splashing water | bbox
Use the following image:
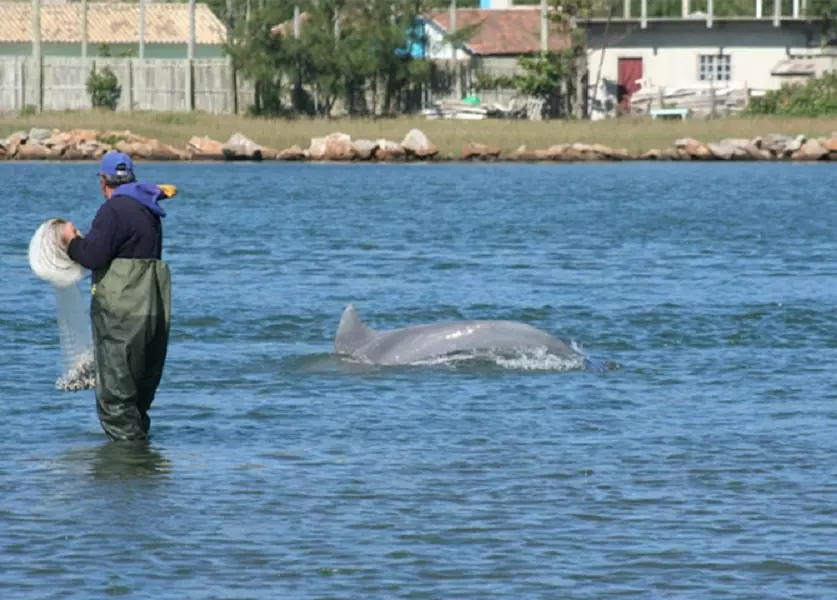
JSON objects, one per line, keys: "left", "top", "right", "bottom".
{"left": 413, "top": 345, "right": 590, "bottom": 372}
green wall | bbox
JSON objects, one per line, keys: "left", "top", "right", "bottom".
{"left": 0, "top": 42, "right": 225, "bottom": 59}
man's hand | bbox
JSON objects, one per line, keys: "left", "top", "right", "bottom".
{"left": 60, "top": 222, "right": 80, "bottom": 246}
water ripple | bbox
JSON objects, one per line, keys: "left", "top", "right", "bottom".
{"left": 2, "top": 162, "right": 837, "bottom": 599}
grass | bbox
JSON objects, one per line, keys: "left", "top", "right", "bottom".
{"left": 2, "top": 110, "right": 837, "bottom": 155}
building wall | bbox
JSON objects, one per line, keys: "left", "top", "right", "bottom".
{"left": 587, "top": 21, "right": 816, "bottom": 93}
{"left": 0, "top": 42, "right": 225, "bottom": 59}
{"left": 420, "top": 19, "right": 471, "bottom": 61}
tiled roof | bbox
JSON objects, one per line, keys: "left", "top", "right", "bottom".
{"left": 0, "top": 2, "right": 227, "bottom": 44}
{"left": 429, "top": 8, "right": 571, "bottom": 55}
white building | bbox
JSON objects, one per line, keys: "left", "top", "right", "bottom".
{"left": 585, "top": 0, "right": 835, "bottom": 119}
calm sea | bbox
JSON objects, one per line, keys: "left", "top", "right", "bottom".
{"left": 2, "top": 161, "right": 836, "bottom": 599}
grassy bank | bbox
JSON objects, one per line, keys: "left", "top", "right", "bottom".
{"left": 2, "top": 111, "right": 837, "bottom": 155}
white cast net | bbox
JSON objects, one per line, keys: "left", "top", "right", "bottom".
{"left": 28, "top": 218, "right": 96, "bottom": 392}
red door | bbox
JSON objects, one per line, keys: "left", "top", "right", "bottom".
{"left": 617, "top": 57, "right": 643, "bottom": 113}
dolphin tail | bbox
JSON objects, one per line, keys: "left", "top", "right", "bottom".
{"left": 335, "top": 304, "right": 376, "bottom": 355}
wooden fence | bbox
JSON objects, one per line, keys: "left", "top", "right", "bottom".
{"left": 0, "top": 56, "right": 254, "bottom": 114}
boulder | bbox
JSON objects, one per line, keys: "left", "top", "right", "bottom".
{"left": 823, "top": 136, "right": 837, "bottom": 152}
{"left": 27, "top": 127, "right": 52, "bottom": 144}
{"left": 509, "top": 145, "right": 537, "bottom": 161}
{"left": 277, "top": 145, "right": 307, "bottom": 161}
{"left": 762, "top": 133, "right": 806, "bottom": 158}
{"left": 352, "top": 139, "right": 378, "bottom": 161}
{"left": 116, "top": 138, "right": 185, "bottom": 161}
{"left": 545, "top": 144, "right": 569, "bottom": 160}
{"left": 830, "top": 152, "right": 837, "bottom": 162}
{"left": 461, "top": 142, "right": 501, "bottom": 161}
{"left": 63, "top": 142, "right": 104, "bottom": 161}
{"left": 708, "top": 141, "right": 749, "bottom": 161}
{"left": 17, "top": 142, "right": 59, "bottom": 160}
{"left": 374, "top": 139, "right": 406, "bottom": 161}
{"left": 187, "top": 136, "right": 224, "bottom": 160}
{"left": 401, "top": 128, "right": 437, "bottom": 159}
{"left": 592, "top": 144, "right": 631, "bottom": 160}
{"left": 2, "top": 131, "right": 28, "bottom": 158}
{"left": 674, "top": 137, "right": 713, "bottom": 160}
{"left": 660, "top": 148, "right": 681, "bottom": 160}
{"left": 639, "top": 148, "right": 662, "bottom": 160}
{"left": 317, "top": 132, "right": 356, "bottom": 161}
{"left": 791, "top": 138, "right": 829, "bottom": 161}
{"left": 222, "top": 132, "right": 264, "bottom": 161}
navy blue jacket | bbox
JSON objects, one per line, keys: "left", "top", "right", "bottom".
{"left": 68, "top": 182, "right": 167, "bottom": 281}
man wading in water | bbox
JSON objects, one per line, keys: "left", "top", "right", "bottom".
{"left": 60, "top": 151, "right": 173, "bottom": 441}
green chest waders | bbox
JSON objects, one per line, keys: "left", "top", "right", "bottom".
{"left": 91, "top": 258, "right": 171, "bottom": 441}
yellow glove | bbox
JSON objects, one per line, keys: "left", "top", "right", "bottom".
{"left": 158, "top": 184, "right": 178, "bottom": 198}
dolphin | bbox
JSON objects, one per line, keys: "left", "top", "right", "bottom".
{"left": 334, "top": 304, "right": 591, "bottom": 367}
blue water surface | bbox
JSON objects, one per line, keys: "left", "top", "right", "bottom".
{"left": 1, "top": 161, "right": 837, "bottom": 599}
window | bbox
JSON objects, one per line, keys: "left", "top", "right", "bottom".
{"left": 698, "top": 54, "right": 731, "bottom": 82}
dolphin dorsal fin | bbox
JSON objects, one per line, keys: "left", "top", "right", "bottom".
{"left": 335, "top": 304, "right": 376, "bottom": 354}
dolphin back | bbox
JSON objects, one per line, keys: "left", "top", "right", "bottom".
{"left": 335, "top": 304, "right": 377, "bottom": 356}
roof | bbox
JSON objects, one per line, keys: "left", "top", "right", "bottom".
{"left": 428, "top": 9, "right": 571, "bottom": 55}
{"left": 0, "top": 2, "right": 227, "bottom": 45}
{"left": 272, "top": 8, "right": 571, "bottom": 56}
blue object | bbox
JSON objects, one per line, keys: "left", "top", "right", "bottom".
{"left": 394, "top": 18, "right": 427, "bottom": 59}
{"left": 98, "top": 150, "right": 134, "bottom": 177}
{"left": 112, "top": 182, "right": 167, "bottom": 218}
{"left": 480, "top": 0, "right": 491, "bottom": 7}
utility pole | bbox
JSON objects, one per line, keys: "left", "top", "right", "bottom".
{"left": 31, "top": 0, "right": 41, "bottom": 112}
{"left": 139, "top": 0, "right": 145, "bottom": 59}
{"left": 81, "top": 0, "right": 88, "bottom": 59}
{"left": 540, "top": 0, "right": 548, "bottom": 52}
{"left": 450, "top": 0, "right": 461, "bottom": 100}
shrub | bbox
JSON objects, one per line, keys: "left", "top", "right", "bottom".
{"left": 86, "top": 66, "right": 122, "bottom": 111}
{"left": 745, "top": 72, "right": 837, "bottom": 117}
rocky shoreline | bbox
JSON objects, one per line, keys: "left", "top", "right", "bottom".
{"left": 3, "top": 127, "right": 837, "bottom": 163}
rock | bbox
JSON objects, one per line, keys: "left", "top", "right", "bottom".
{"left": 545, "top": 144, "right": 569, "bottom": 160}
{"left": 115, "top": 138, "right": 185, "bottom": 161}
{"left": 277, "top": 145, "right": 307, "bottom": 161}
{"left": 187, "top": 136, "right": 224, "bottom": 160}
{"left": 594, "top": 144, "right": 631, "bottom": 160}
{"left": 63, "top": 142, "right": 103, "bottom": 161}
{"left": 830, "top": 151, "right": 837, "bottom": 162}
{"left": 510, "top": 145, "right": 537, "bottom": 161}
{"left": 533, "top": 149, "right": 550, "bottom": 161}
{"left": 401, "top": 128, "right": 437, "bottom": 159}
{"left": 660, "top": 148, "right": 681, "bottom": 161}
{"left": 352, "top": 139, "right": 378, "bottom": 161}
{"left": 3, "top": 131, "right": 28, "bottom": 158}
{"left": 27, "top": 127, "right": 52, "bottom": 144}
{"left": 640, "top": 148, "right": 662, "bottom": 160}
{"left": 222, "top": 132, "right": 264, "bottom": 161}
{"left": 791, "top": 138, "right": 829, "bottom": 161}
{"left": 318, "top": 132, "right": 356, "bottom": 161}
{"left": 674, "top": 137, "right": 713, "bottom": 159}
{"left": 374, "top": 139, "right": 406, "bottom": 161}
{"left": 17, "top": 143, "right": 59, "bottom": 160}
{"left": 462, "top": 143, "right": 501, "bottom": 161}
{"left": 68, "top": 129, "right": 100, "bottom": 144}
{"left": 114, "top": 140, "right": 153, "bottom": 158}
{"left": 708, "top": 141, "right": 749, "bottom": 161}
{"left": 823, "top": 137, "right": 837, "bottom": 152}
{"left": 763, "top": 133, "right": 806, "bottom": 158}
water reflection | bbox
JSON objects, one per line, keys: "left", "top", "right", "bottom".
{"left": 63, "top": 441, "right": 173, "bottom": 481}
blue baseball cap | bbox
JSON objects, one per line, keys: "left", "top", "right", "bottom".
{"left": 98, "top": 150, "right": 134, "bottom": 177}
